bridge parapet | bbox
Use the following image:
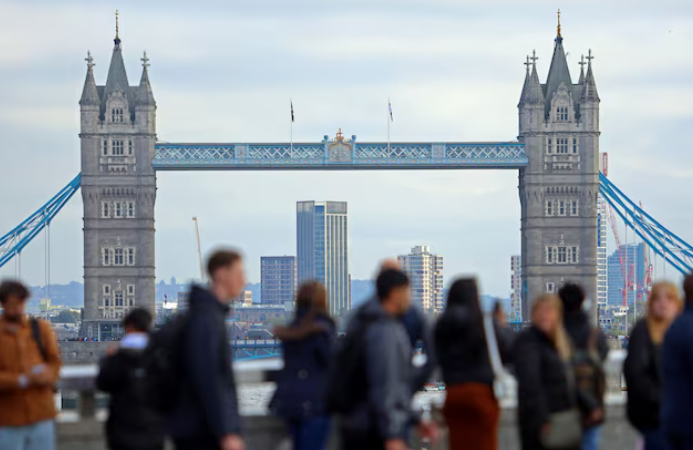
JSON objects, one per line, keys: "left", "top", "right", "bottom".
{"left": 56, "top": 351, "right": 636, "bottom": 450}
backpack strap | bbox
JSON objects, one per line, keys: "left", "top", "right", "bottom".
{"left": 30, "top": 318, "right": 48, "bottom": 362}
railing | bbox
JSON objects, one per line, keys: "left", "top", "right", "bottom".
{"left": 58, "top": 350, "right": 627, "bottom": 421}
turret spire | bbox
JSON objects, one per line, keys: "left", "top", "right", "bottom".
{"left": 578, "top": 54, "right": 586, "bottom": 84}
{"left": 80, "top": 51, "right": 100, "bottom": 106}
{"left": 580, "top": 49, "right": 599, "bottom": 102}
{"left": 544, "top": 20, "right": 573, "bottom": 116}
{"left": 557, "top": 9, "right": 562, "bottom": 40}
{"left": 519, "top": 50, "right": 544, "bottom": 105}
{"left": 138, "top": 51, "right": 156, "bottom": 106}
{"left": 114, "top": 10, "right": 121, "bottom": 46}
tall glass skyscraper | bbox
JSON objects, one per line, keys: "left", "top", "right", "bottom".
{"left": 296, "top": 201, "right": 350, "bottom": 315}
{"left": 261, "top": 256, "right": 297, "bottom": 306}
{"left": 607, "top": 242, "right": 647, "bottom": 307}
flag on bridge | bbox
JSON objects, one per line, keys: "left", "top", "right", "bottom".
{"left": 388, "top": 98, "right": 393, "bottom": 122}
{"left": 291, "top": 100, "right": 295, "bottom": 123}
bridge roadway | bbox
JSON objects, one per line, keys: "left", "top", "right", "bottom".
{"left": 56, "top": 349, "right": 637, "bottom": 450}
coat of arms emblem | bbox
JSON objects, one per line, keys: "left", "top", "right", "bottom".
{"left": 328, "top": 129, "right": 352, "bottom": 162}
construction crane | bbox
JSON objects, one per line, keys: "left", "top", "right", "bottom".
{"left": 638, "top": 201, "right": 654, "bottom": 302}
{"left": 192, "top": 217, "right": 204, "bottom": 282}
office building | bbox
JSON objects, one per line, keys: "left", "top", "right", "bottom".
{"left": 232, "top": 290, "right": 253, "bottom": 306}
{"left": 297, "top": 201, "right": 350, "bottom": 315}
{"left": 398, "top": 245, "right": 444, "bottom": 312}
{"left": 607, "top": 242, "right": 647, "bottom": 307}
{"left": 510, "top": 255, "right": 522, "bottom": 323}
{"left": 597, "top": 195, "right": 608, "bottom": 309}
{"left": 261, "top": 256, "right": 297, "bottom": 306}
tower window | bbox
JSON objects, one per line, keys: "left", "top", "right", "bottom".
{"left": 546, "top": 282, "right": 556, "bottom": 293}
{"left": 546, "top": 138, "right": 553, "bottom": 154}
{"left": 127, "top": 202, "right": 135, "bottom": 218}
{"left": 102, "top": 140, "right": 109, "bottom": 156}
{"left": 114, "top": 248, "right": 124, "bottom": 266}
{"left": 127, "top": 285, "right": 135, "bottom": 296}
{"left": 102, "top": 248, "right": 111, "bottom": 266}
{"left": 113, "top": 140, "right": 124, "bottom": 156}
{"left": 557, "top": 106, "right": 569, "bottom": 121}
{"left": 127, "top": 248, "right": 136, "bottom": 266}
{"left": 128, "top": 140, "right": 133, "bottom": 156}
{"left": 545, "top": 200, "right": 554, "bottom": 216}
{"left": 115, "top": 202, "right": 122, "bottom": 218}
{"left": 557, "top": 246, "right": 567, "bottom": 263}
{"left": 571, "top": 200, "right": 579, "bottom": 216}
{"left": 111, "top": 108, "right": 124, "bottom": 123}
{"left": 546, "top": 246, "right": 555, "bottom": 263}
{"left": 571, "top": 246, "right": 579, "bottom": 263}
{"left": 103, "top": 285, "right": 111, "bottom": 295}
{"left": 115, "top": 292, "right": 124, "bottom": 307}
{"left": 572, "top": 137, "right": 578, "bottom": 154}
{"left": 102, "top": 202, "right": 110, "bottom": 218}
{"left": 558, "top": 200, "right": 566, "bottom": 216}
{"left": 104, "top": 298, "right": 110, "bottom": 307}
{"left": 557, "top": 138, "right": 569, "bottom": 154}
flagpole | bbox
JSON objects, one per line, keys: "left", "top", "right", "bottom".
{"left": 290, "top": 99, "right": 293, "bottom": 156}
{"left": 387, "top": 98, "right": 391, "bottom": 156}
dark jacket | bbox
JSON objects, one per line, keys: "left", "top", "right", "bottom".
{"left": 341, "top": 300, "right": 415, "bottom": 441}
{"left": 563, "top": 310, "right": 608, "bottom": 414}
{"left": 167, "top": 286, "right": 241, "bottom": 440}
{"left": 514, "top": 326, "right": 574, "bottom": 450}
{"left": 356, "top": 298, "right": 436, "bottom": 393}
{"left": 623, "top": 319, "right": 663, "bottom": 431}
{"left": 97, "top": 339, "right": 165, "bottom": 450}
{"left": 271, "top": 310, "right": 335, "bottom": 420}
{"left": 434, "top": 307, "right": 510, "bottom": 387}
{"left": 661, "top": 304, "right": 693, "bottom": 438}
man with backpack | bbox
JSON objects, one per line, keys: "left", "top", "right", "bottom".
{"left": 330, "top": 268, "right": 420, "bottom": 450}
{"left": 165, "top": 250, "right": 246, "bottom": 450}
{"left": 0, "top": 280, "right": 61, "bottom": 450}
{"left": 97, "top": 308, "right": 164, "bottom": 450}
{"left": 558, "top": 283, "right": 608, "bottom": 450}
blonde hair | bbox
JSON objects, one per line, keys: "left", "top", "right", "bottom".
{"left": 647, "top": 281, "right": 682, "bottom": 344}
{"left": 532, "top": 294, "right": 572, "bottom": 361}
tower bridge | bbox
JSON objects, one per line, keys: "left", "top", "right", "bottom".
{"left": 1, "top": 20, "right": 692, "bottom": 339}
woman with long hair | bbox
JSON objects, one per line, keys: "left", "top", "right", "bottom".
{"left": 514, "top": 294, "right": 576, "bottom": 450}
{"left": 624, "top": 281, "right": 682, "bottom": 450}
{"left": 270, "top": 281, "right": 336, "bottom": 450}
{"left": 434, "top": 278, "right": 508, "bottom": 450}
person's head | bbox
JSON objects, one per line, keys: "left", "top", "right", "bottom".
{"left": 378, "top": 258, "right": 401, "bottom": 272}
{"left": 295, "top": 280, "right": 328, "bottom": 315}
{"left": 376, "top": 269, "right": 410, "bottom": 316}
{"left": 0, "top": 280, "right": 30, "bottom": 323}
{"left": 558, "top": 282, "right": 585, "bottom": 313}
{"left": 684, "top": 273, "right": 693, "bottom": 305}
{"left": 648, "top": 281, "right": 681, "bottom": 321}
{"left": 532, "top": 293, "right": 571, "bottom": 359}
{"left": 445, "top": 278, "right": 482, "bottom": 320}
{"left": 207, "top": 249, "right": 245, "bottom": 302}
{"left": 493, "top": 301, "right": 507, "bottom": 325}
{"left": 123, "top": 308, "right": 153, "bottom": 334}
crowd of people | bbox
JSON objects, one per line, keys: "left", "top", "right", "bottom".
{"left": 0, "top": 249, "right": 692, "bottom": 450}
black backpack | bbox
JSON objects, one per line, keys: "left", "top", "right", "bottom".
{"left": 324, "top": 315, "right": 377, "bottom": 414}
{"left": 142, "top": 313, "right": 189, "bottom": 414}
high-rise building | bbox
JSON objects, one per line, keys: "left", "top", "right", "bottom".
{"left": 296, "top": 201, "right": 350, "bottom": 315}
{"left": 596, "top": 195, "right": 608, "bottom": 309}
{"left": 510, "top": 256, "right": 522, "bottom": 323}
{"left": 261, "top": 256, "right": 297, "bottom": 306}
{"left": 398, "top": 246, "right": 444, "bottom": 312}
{"left": 607, "top": 242, "right": 647, "bottom": 307}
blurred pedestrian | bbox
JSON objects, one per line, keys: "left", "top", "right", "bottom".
{"left": 97, "top": 308, "right": 164, "bottom": 450}
{"left": 334, "top": 269, "right": 433, "bottom": 450}
{"left": 270, "top": 281, "right": 336, "bottom": 450}
{"left": 558, "top": 283, "right": 607, "bottom": 450}
{"left": 514, "top": 294, "right": 581, "bottom": 450}
{"left": 661, "top": 274, "right": 693, "bottom": 450}
{"left": 0, "top": 280, "right": 61, "bottom": 450}
{"left": 167, "top": 250, "right": 245, "bottom": 450}
{"left": 624, "top": 281, "right": 681, "bottom": 450}
{"left": 434, "top": 278, "right": 510, "bottom": 450}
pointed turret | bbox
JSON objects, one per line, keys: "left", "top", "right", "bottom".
{"left": 137, "top": 52, "right": 156, "bottom": 106}
{"left": 580, "top": 50, "right": 599, "bottom": 103}
{"left": 519, "top": 51, "right": 545, "bottom": 106}
{"left": 543, "top": 11, "right": 573, "bottom": 117}
{"left": 103, "top": 11, "right": 129, "bottom": 102}
{"left": 79, "top": 51, "right": 100, "bottom": 106}
{"left": 577, "top": 55, "right": 586, "bottom": 85}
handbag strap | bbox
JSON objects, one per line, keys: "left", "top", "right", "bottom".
{"left": 482, "top": 314, "right": 503, "bottom": 378}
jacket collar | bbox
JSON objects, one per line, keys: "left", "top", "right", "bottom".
{"left": 189, "top": 284, "right": 230, "bottom": 314}
{"left": 0, "top": 314, "right": 30, "bottom": 333}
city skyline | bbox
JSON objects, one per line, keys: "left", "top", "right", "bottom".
{"left": 1, "top": 2, "right": 691, "bottom": 298}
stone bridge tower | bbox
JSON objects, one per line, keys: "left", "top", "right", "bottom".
{"left": 518, "top": 21, "right": 600, "bottom": 320}
{"left": 79, "top": 21, "right": 157, "bottom": 338}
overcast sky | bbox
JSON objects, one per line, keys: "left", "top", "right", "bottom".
{"left": 0, "top": 0, "right": 691, "bottom": 296}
